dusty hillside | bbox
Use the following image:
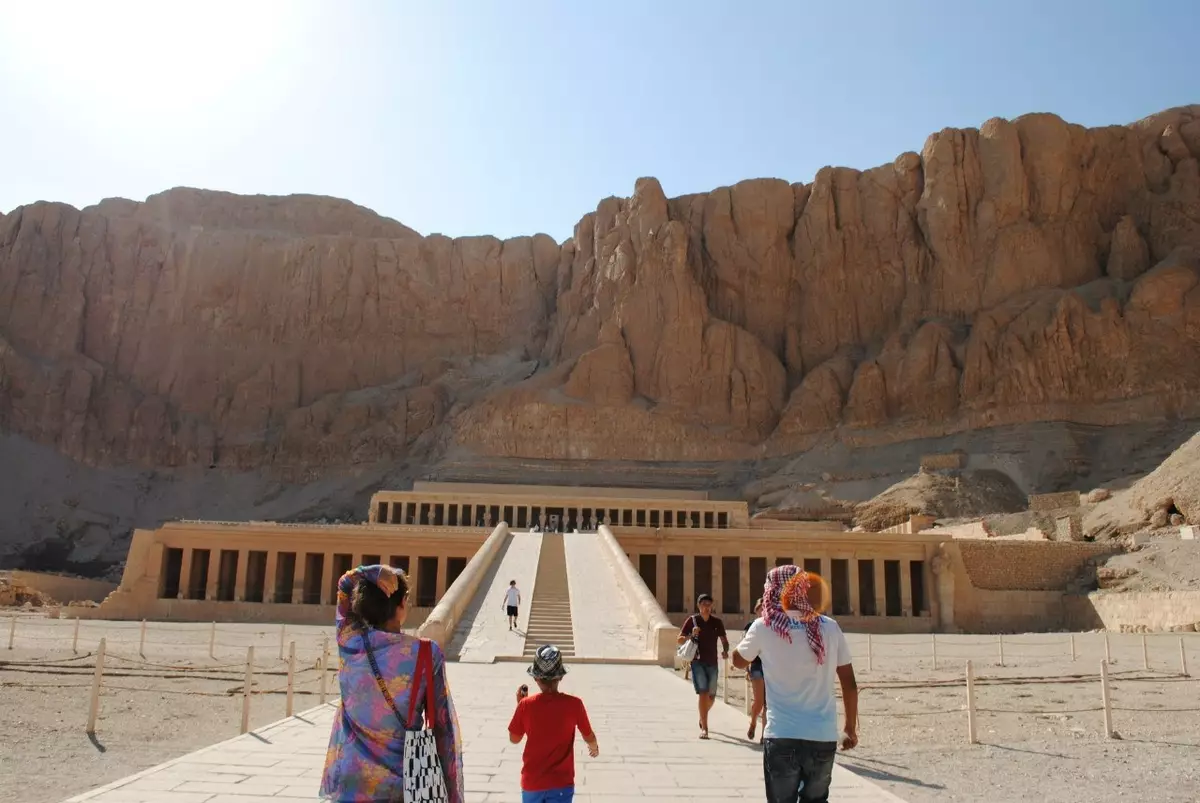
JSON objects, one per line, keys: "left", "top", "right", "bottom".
{"left": 3, "top": 104, "right": 1200, "bottom": 571}
{"left": 854, "top": 469, "right": 1028, "bottom": 531}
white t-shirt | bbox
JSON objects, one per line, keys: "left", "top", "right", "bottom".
{"left": 735, "top": 615, "right": 852, "bottom": 742}
{"left": 504, "top": 586, "right": 521, "bottom": 607}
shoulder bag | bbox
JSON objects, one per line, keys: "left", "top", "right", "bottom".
{"left": 362, "top": 632, "right": 450, "bottom": 803}
{"left": 676, "top": 615, "right": 699, "bottom": 663}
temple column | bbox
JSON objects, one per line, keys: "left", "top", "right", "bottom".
{"left": 738, "top": 555, "right": 750, "bottom": 614}
{"left": 848, "top": 557, "right": 861, "bottom": 615}
{"left": 234, "top": 549, "right": 249, "bottom": 602}
{"left": 321, "top": 552, "right": 336, "bottom": 605}
{"left": 177, "top": 547, "right": 194, "bottom": 600}
{"left": 901, "top": 559, "right": 914, "bottom": 616}
{"left": 712, "top": 552, "right": 724, "bottom": 612}
{"left": 263, "top": 552, "right": 279, "bottom": 604}
{"left": 436, "top": 556, "right": 448, "bottom": 600}
{"left": 204, "top": 549, "right": 219, "bottom": 601}
{"left": 656, "top": 547, "right": 668, "bottom": 609}
{"left": 819, "top": 557, "right": 832, "bottom": 613}
{"left": 292, "top": 554, "right": 308, "bottom": 606}
{"left": 873, "top": 558, "right": 886, "bottom": 617}
{"left": 683, "top": 554, "right": 695, "bottom": 612}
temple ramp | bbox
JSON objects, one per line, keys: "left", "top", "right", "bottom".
{"left": 563, "top": 530, "right": 653, "bottom": 660}
{"left": 447, "top": 530, "right": 542, "bottom": 662}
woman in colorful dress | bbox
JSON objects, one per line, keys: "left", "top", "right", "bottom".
{"left": 320, "top": 564, "right": 464, "bottom": 802}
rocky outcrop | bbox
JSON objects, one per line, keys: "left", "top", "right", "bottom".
{"left": 3, "top": 105, "right": 1200, "bottom": 469}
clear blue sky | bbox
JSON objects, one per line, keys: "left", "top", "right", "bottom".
{"left": 1, "top": 1, "right": 1196, "bottom": 242}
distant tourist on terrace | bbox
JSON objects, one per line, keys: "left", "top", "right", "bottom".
{"left": 320, "top": 564, "right": 465, "bottom": 802}
{"left": 678, "top": 592, "right": 729, "bottom": 739}
{"left": 733, "top": 565, "right": 858, "bottom": 803}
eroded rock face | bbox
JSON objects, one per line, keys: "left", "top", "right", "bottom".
{"left": 2, "top": 105, "right": 1200, "bottom": 468}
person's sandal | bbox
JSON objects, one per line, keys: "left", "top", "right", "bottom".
{"left": 699, "top": 729, "right": 710, "bottom": 740}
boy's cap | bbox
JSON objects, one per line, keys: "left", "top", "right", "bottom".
{"left": 527, "top": 644, "right": 568, "bottom": 680}
{"left": 696, "top": 593, "right": 714, "bottom": 604}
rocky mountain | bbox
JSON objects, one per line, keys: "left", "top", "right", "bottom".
{"left": 2, "top": 105, "right": 1200, "bottom": 570}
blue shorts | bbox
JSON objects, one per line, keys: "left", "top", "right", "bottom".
{"left": 523, "top": 787, "right": 573, "bottom": 803}
{"left": 691, "top": 661, "right": 719, "bottom": 695}
{"left": 748, "top": 664, "right": 764, "bottom": 680}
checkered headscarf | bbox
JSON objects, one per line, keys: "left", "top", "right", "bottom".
{"left": 761, "top": 564, "right": 825, "bottom": 664}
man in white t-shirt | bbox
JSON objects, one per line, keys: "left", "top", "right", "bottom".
{"left": 733, "top": 565, "right": 858, "bottom": 803}
{"left": 503, "top": 580, "right": 522, "bottom": 631}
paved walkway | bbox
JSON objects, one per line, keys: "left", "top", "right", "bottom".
{"left": 64, "top": 663, "right": 904, "bottom": 802}
{"left": 450, "top": 531, "right": 541, "bottom": 662}
{"left": 563, "top": 532, "right": 647, "bottom": 660}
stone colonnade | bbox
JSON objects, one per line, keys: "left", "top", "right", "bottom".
{"left": 373, "top": 498, "right": 734, "bottom": 530}
{"left": 629, "top": 547, "right": 931, "bottom": 620}
{"left": 161, "top": 544, "right": 469, "bottom": 609}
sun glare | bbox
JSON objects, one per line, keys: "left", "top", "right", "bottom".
{"left": 3, "top": 1, "right": 298, "bottom": 134}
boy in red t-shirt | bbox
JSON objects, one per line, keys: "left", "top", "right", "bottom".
{"left": 508, "top": 644, "right": 599, "bottom": 802}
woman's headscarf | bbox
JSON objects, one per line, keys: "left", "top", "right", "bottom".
{"left": 761, "top": 564, "right": 825, "bottom": 664}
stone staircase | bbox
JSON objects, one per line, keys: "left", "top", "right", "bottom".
{"left": 522, "top": 533, "right": 575, "bottom": 658}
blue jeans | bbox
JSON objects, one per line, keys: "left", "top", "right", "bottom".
{"left": 763, "top": 738, "right": 837, "bottom": 803}
{"left": 522, "top": 787, "right": 574, "bottom": 803}
{"left": 690, "top": 661, "right": 719, "bottom": 696}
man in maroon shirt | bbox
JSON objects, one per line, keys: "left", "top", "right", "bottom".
{"left": 677, "top": 593, "right": 729, "bottom": 739}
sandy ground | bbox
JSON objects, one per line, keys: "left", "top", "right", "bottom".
{"left": 4, "top": 617, "right": 1200, "bottom": 803}
{"left": 679, "top": 630, "right": 1200, "bottom": 803}
{"left": 0, "top": 615, "right": 340, "bottom": 803}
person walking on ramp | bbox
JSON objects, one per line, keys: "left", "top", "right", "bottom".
{"left": 677, "top": 592, "right": 729, "bottom": 739}
{"left": 504, "top": 580, "right": 522, "bottom": 631}
{"left": 733, "top": 565, "right": 858, "bottom": 803}
{"left": 508, "top": 644, "right": 599, "bottom": 802}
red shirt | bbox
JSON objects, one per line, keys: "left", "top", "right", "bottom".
{"left": 508, "top": 691, "right": 595, "bottom": 792}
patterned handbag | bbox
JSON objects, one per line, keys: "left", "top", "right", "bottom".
{"left": 362, "top": 633, "right": 449, "bottom": 803}
{"left": 676, "top": 615, "right": 699, "bottom": 663}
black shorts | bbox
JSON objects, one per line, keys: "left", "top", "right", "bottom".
{"left": 506, "top": 606, "right": 519, "bottom": 617}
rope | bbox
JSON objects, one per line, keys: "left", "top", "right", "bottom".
{"left": 977, "top": 706, "right": 1104, "bottom": 715}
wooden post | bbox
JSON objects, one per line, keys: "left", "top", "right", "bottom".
{"left": 1141, "top": 634, "right": 1149, "bottom": 671}
{"left": 86, "top": 638, "right": 107, "bottom": 734}
{"left": 1104, "top": 631, "right": 1111, "bottom": 663}
{"left": 286, "top": 641, "right": 296, "bottom": 717}
{"left": 1181, "top": 637, "right": 1190, "bottom": 677}
{"left": 319, "top": 637, "right": 329, "bottom": 705}
{"left": 998, "top": 634, "right": 1005, "bottom": 667}
{"left": 209, "top": 622, "right": 217, "bottom": 660}
{"left": 866, "top": 634, "right": 873, "bottom": 672}
{"left": 1070, "top": 633, "right": 1077, "bottom": 661}
{"left": 7, "top": 616, "right": 15, "bottom": 649}
{"left": 743, "top": 673, "right": 750, "bottom": 715}
{"left": 965, "top": 660, "right": 977, "bottom": 745}
{"left": 932, "top": 633, "right": 938, "bottom": 670}
{"left": 138, "top": 620, "right": 147, "bottom": 656}
{"left": 721, "top": 656, "right": 729, "bottom": 704}
{"left": 241, "top": 646, "right": 254, "bottom": 734}
{"left": 1100, "top": 659, "right": 1114, "bottom": 738}
{"left": 279, "top": 624, "right": 286, "bottom": 661}
{"left": 72, "top": 617, "right": 80, "bottom": 654}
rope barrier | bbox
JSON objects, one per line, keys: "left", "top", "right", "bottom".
{"left": 977, "top": 706, "right": 1104, "bottom": 715}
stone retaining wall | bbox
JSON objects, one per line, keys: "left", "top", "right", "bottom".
{"left": 1065, "top": 590, "right": 1200, "bottom": 632}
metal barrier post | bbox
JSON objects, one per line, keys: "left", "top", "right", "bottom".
{"left": 932, "top": 633, "right": 938, "bottom": 670}
{"left": 139, "top": 620, "right": 147, "bottom": 656}
{"left": 209, "top": 621, "right": 217, "bottom": 659}
{"left": 72, "top": 617, "right": 80, "bottom": 654}
{"left": 1070, "top": 633, "right": 1077, "bottom": 661}
{"left": 1141, "top": 634, "right": 1149, "bottom": 671}
{"left": 7, "top": 616, "right": 15, "bottom": 649}
{"left": 1181, "top": 637, "right": 1190, "bottom": 677}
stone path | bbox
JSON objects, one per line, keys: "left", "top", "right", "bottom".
{"left": 563, "top": 532, "right": 647, "bottom": 660}
{"left": 64, "top": 663, "right": 905, "bottom": 802}
{"left": 449, "top": 531, "right": 541, "bottom": 662}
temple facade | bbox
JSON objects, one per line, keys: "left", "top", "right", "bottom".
{"left": 82, "top": 481, "right": 1113, "bottom": 633}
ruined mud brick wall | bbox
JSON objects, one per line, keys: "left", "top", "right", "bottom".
{"left": 1028, "top": 491, "right": 1082, "bottom": 512}
{"left": 957, "top": 541, "right": 1116, "bottom": 591}
{"left": 1055, "top": 515, "right": 1084, "bottom": 542}
{"left": 919, "top": 453, "right": 966, "bottom": 471}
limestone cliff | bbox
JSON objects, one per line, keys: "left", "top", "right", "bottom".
{"left": 3, "top": 106, "right": 1200, "bottom": 473}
